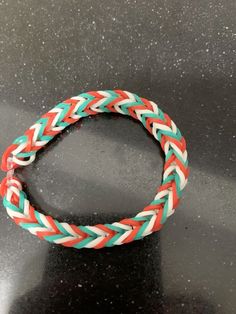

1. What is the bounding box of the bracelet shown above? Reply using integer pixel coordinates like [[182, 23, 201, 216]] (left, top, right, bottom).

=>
[[0, 90, 189, 249]]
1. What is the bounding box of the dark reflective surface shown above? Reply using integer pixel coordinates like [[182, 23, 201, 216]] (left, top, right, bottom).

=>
[[0, 1, 235, 313]]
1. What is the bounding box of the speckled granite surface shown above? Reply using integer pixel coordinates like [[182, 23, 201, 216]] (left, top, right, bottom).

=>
[[0, 1, 235, 313]]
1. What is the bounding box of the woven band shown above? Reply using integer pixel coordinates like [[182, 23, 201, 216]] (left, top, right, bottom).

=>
[[0, 90, 189, 249]]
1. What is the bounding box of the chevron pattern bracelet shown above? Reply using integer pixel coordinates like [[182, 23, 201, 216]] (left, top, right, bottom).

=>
[[0, 90, 189, 249]]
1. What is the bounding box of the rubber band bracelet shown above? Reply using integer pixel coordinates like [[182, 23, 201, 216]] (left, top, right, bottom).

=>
[[0, 90, 189, 249]]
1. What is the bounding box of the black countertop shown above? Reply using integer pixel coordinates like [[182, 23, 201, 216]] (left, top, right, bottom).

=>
[[0, 1, 235, 313]]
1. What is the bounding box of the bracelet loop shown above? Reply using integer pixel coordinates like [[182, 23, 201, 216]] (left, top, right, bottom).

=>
[[0, 90, 189, 249]]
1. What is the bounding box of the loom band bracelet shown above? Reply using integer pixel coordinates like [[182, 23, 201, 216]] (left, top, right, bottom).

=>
[[0, 90, 189, 249]]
